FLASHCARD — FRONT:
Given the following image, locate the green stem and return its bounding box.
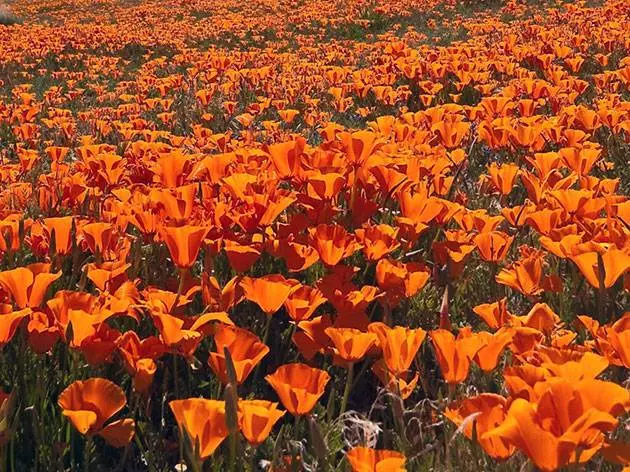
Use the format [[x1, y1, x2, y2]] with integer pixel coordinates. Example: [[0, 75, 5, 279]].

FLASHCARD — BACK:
[[83, 436, 92, 472], [173, 355, 180, 398], [134, 425, 157, 472], [339, 363, 354, 416], [173, 355, 183, 467], [261, 315, 273, 346], [8, 437, 13, 472], [293, 415, 302, 441], [253, 316, 274, 382], [228, 431, 237, 472], [447, 383, 456, 402], [66, 421, 74, 472], [596, 252, 607, 323], [173, 268, 186, 311], [349, 360, 369, 392], [188, 452, 202, 472]]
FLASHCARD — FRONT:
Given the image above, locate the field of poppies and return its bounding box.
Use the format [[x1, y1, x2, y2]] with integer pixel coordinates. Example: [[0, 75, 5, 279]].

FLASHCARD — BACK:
[[0, 0, 628, 470]]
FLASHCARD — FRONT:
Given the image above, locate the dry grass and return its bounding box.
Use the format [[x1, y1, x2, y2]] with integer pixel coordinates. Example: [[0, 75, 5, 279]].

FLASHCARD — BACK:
[[0, 3, 19, 25]]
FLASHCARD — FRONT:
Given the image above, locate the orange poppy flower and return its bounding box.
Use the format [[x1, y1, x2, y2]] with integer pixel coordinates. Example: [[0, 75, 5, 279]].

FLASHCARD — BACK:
[[371, 359, 419, 399], [151, 311, 231, 357], [487, 163, 519, 196], [511, 303, 559, 334], [0, 308, 31, 347], [484, 379, 629, 471], [340, 130, 381, 166], [524, 208, 563, 234], [271, 239, 320, 272], [473, 298, 512, 330], [496, 253, 544, 297], [0, 263, 61, 309], [58, 378, 135, 447], [432, 230, 476, 278], [345, 446, 406, 472], [472, 329, 514, 372], [306, 171, 346, 201], [208, 325, 269, 384], [267, 137, 306, 179], [26, 310, 60, 353], [431, 119, 470, 149], [292, 315, 333, 360], [328, 285, 381, 326], [42, 216, 74, 256], [116, 331, 164, 393], [430, 328, 484, 385], [397, 186, 444, 228], [375, 259, 430, 299], [265, 363, 330, 416], [324, 327, 377, 364], [80, 222, 115, 256], [503, 362, 548, 401], [223, 238, 261, 273], [68, 319, 121, 366], [169, 398, 228, 460], [578, 314, 630, 368], [240, 274, 299, 315], [569, 248, 630, 289], [85, 260, 130, 292], [444, 394, 515, 460], [537, 349, 609, 381], [237, 399, 285, 446], [453, 209, 504, 233], [607, 318, 630, 368], [368, 322, 426, 376], [161, 225, 209, 269], [151, 151, 192, 188], [309, 224, 361, 266], [474, 231, 513, 262], [283, 285, 327, 322], [508, 327, 546, 357], [354, 224, 400, 261], [202, 275, 243, 313]]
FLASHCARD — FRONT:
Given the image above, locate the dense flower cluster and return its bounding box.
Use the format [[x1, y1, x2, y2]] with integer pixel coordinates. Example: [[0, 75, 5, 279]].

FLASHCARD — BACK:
[[0, 0, 628, 470]]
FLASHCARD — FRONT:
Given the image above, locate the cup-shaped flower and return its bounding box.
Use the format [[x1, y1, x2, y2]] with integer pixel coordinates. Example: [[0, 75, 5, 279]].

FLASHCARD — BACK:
[[240, 274, 299, 315], [368, 322, 426, 376], [161, 225, 209, 269], [346, 446, 406, 471], [169, 398, 228, 461], [265, 363, 330, 416], [0, 308, 31, 348], [208, 325, 269, 384], [430, 328, 484, 385], [58, 378, 135, 447], [0, 263, 61, 309], [324, 327, 377, 364], [484, 379, 630, 470], [444, 393, 515, 460], [237, 399, 285, 446]]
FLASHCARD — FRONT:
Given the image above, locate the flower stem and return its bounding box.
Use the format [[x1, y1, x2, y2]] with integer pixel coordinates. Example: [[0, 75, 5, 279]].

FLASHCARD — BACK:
[[173, 268, 186, 310], [173, 355, 184, 467], [340, 363, 354, 415], [83, 436, 92, 472], [261, 315, 273, 346], [293, 415, 302, 440], [228, 431, 237, 472], [254, 315, 273, 382]]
